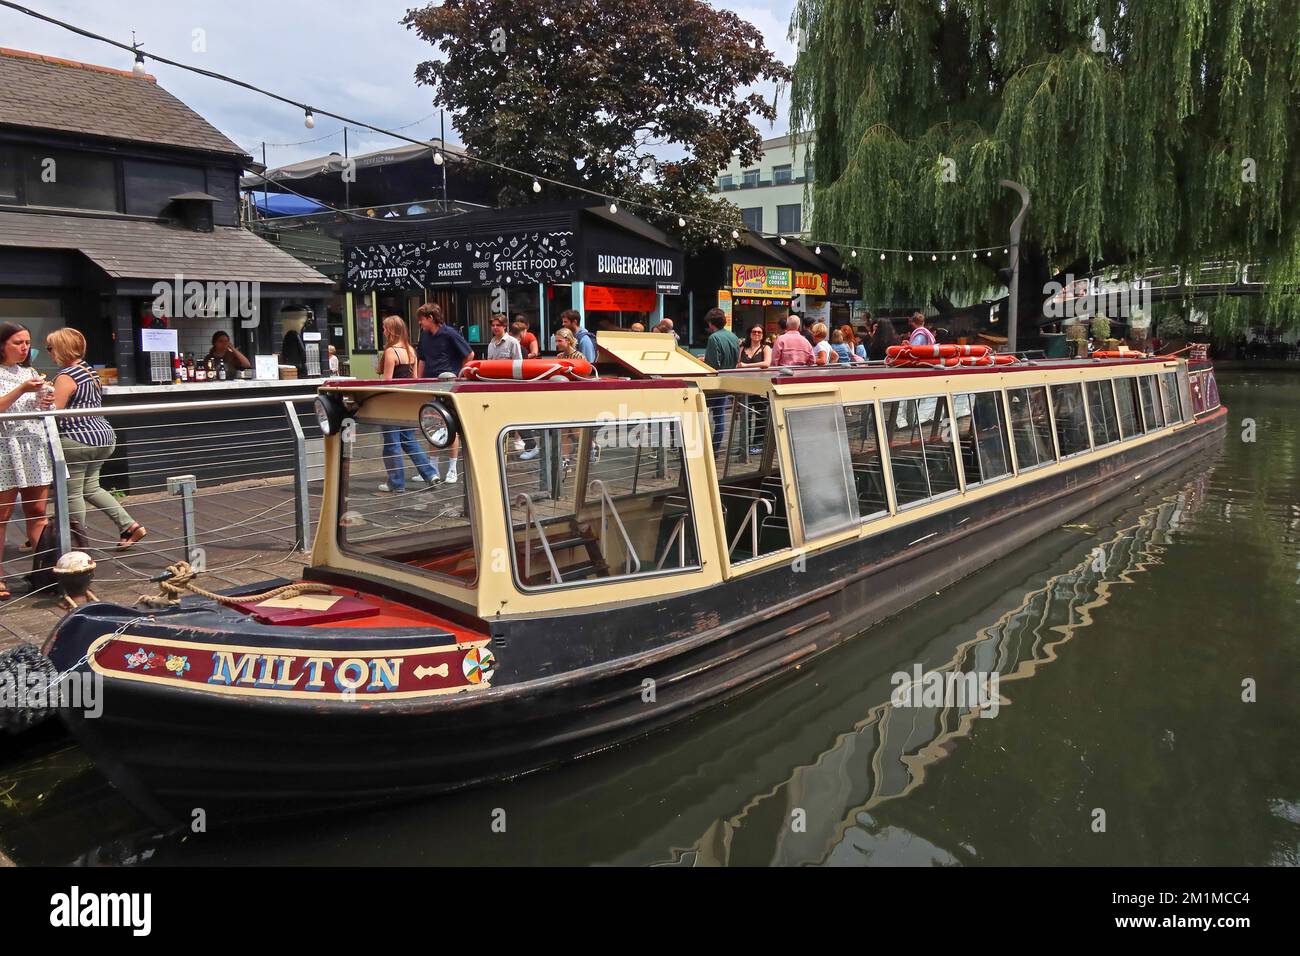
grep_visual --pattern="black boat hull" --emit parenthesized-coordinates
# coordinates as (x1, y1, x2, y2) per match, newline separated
(53, 408, 1227, 825)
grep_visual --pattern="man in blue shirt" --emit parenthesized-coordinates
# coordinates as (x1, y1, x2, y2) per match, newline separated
(704, 309, 740, 454)
(559, 309, 597, 363)
(415, 303, 474, 378)
(414, 303, 472, 482)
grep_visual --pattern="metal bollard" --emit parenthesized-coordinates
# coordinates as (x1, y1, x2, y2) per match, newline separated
(166, 475, 198, 566)
(283, 401, 311, 552)
(41, 416, 71, 557)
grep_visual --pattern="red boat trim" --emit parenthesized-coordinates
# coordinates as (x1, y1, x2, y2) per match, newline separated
(453, 379, 691, 392)
(773, 356, 1175, 385)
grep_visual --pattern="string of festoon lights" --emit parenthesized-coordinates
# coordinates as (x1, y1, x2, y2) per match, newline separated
(3, 0, 1009, 261)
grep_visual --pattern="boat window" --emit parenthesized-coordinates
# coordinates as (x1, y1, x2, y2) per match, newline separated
(1137, 375, 1165, 431)
(842, 403, 890, 517)
(1189, 371, 1206, 415)
(1114, 377, 1143, 439)
(785, 404, 860, 539)
(1085, 380, 1121, 446)
(953, 391, 1012, 485)
(715, 394, 771, 481)
(338, 420, 478, 585)
(1160, 372, 1184, 423)
(1204, 370, 1221, 410)
(883, 396, 960, 507)
(1050, 383, 1092, 457)
(1007, 387, 1055, 470)
(500, 419, 700, 589)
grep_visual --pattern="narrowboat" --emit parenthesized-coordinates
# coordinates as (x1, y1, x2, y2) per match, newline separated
(43, 333, 1227, 824)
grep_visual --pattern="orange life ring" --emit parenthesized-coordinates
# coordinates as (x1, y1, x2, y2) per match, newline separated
(460, 358, 596, 381)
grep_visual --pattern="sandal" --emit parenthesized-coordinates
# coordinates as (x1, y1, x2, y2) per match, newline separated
(117, 524, 148, 550)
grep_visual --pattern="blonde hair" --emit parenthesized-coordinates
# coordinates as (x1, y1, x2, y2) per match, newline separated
(830, 329, 844, 344)
(811, 322, 829, 340)
(382, 315, 410, 350)
(556, 328, 576, 345)
(46, 328, 86, 366)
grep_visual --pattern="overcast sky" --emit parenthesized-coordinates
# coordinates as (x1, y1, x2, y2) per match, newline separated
(1, 0, 797, 168)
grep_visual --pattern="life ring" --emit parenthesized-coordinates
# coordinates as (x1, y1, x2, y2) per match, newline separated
(460, 358, 596, 381)
(887, 344, 992, 359)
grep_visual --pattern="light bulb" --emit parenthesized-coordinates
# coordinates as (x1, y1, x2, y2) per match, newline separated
(986, 250, 993, 257)
(433, 151, 444, 166)
(851, 249, 857, 257)
(678, 217, 686, 227)
(951, 254, 957, 260)
(931, 254, 937, 262)
(610, 202, 618, 213)
(532, 180, 541, 193)
(732, 229, 739, 239)
(779, 236, 787, 245)
(132, 52, 146, 75)
(880, 253, 886, 260)
(814, 246, 821, 254)
(1003, 248, 1008, 254)
(304, 109, 315, 129)
(907, 254, 914, 262)
(972, 252, 978, 259)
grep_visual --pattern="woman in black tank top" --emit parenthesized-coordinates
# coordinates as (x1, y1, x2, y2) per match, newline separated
(377, 316, 438, 492)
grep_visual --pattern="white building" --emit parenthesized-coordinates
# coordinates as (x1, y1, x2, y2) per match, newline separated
(711, 132, 814, 238)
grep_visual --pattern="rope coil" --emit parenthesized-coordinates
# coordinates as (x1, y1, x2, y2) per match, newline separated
(137, 561, 332, 608)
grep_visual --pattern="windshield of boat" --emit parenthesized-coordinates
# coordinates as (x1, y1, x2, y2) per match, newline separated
(336, 417, 477, 585)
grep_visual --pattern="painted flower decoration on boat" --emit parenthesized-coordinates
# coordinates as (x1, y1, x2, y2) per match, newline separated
(165, 654, 191, 676)
(124, 647, 161, 670)
(462, 647, 496, 684)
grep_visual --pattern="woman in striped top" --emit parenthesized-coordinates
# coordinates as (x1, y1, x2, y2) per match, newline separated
(46, 329, 146, 550)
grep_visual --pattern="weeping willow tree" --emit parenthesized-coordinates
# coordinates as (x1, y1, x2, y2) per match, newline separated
(789, 0, 1300, 340)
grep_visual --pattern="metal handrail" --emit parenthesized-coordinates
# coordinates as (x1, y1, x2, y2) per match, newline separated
(728, 497, 773, 559)
(0, 392, 319, 422)
(514, 492, 563, 585)
(656, 516, 688, 570)
(588, 479, 641, 575)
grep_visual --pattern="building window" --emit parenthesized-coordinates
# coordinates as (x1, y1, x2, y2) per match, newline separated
(1086, 380, 1121, 446)
(772, 164, 792, 185)
(777, 204, 802, 234)
(742, 169, 760, 187)
(123, 160, 206, 218)
(0, 147, 16, 201)
(1007, 387, 1055, 469)
(883, 396, 960, 507)
(785, 404, 860, 539)
(953, 391, 1012, 485)
(804, 159, 814, 182)
(22, 149, 118, 212)
(740, 207, 763, 232)
(719, 174, 734, 189)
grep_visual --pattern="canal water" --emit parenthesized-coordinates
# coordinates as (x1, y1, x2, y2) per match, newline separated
(1, 371, 1296, 866)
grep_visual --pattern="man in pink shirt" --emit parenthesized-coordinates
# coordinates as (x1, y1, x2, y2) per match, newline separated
(770, 316, 814, 367)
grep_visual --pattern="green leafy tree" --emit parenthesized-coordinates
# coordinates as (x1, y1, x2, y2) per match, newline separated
(790, 0, 1300, 339)
(403, 0, 790, 249)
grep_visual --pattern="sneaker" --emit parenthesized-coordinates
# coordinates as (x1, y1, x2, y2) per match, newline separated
(445, 465, 459, 484)
(748, 446, 763, 455)
(520, 446, 540, 461)
(376, 482, 402, 494)
(419, 472, 443, 487)
(511, 437, 525, 452)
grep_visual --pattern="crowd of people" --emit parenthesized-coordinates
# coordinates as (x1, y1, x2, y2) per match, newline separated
(0, 322, 147, 599)
(704, 309, 934, 373)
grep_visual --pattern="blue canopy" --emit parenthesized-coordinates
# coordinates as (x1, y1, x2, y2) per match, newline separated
(249, 191, 329, 217)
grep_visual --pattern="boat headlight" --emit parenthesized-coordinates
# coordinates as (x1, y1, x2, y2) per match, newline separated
(419, 401, 458, 448)
(315, 395, 347, 435)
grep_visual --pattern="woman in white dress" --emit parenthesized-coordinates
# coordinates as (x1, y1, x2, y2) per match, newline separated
(0, 322, 54, 599)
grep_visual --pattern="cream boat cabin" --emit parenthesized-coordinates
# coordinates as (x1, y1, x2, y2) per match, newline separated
(44, 332, 1226, 822)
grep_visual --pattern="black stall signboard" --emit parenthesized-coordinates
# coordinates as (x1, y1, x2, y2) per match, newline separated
(829, 276, 862, 299)
(347, 230, 577, 291)
(585, 244, 683, 289)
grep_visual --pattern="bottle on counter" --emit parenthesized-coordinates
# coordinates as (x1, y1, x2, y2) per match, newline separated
(186, 354, 196, 381)
(173, 353, 183, 385)
(195, 356, 207, 382)
(217, 356, 228, 381)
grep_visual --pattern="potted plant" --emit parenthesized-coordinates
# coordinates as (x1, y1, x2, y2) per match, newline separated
(1065, 320, 1088, 357)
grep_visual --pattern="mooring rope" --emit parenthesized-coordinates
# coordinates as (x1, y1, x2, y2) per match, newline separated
(137, 561, 332, 609)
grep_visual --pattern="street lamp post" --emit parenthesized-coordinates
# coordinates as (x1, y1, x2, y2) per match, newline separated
(1000, 180, 1030, 354)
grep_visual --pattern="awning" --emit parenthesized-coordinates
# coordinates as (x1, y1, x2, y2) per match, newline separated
(249, 191, 330, 217)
